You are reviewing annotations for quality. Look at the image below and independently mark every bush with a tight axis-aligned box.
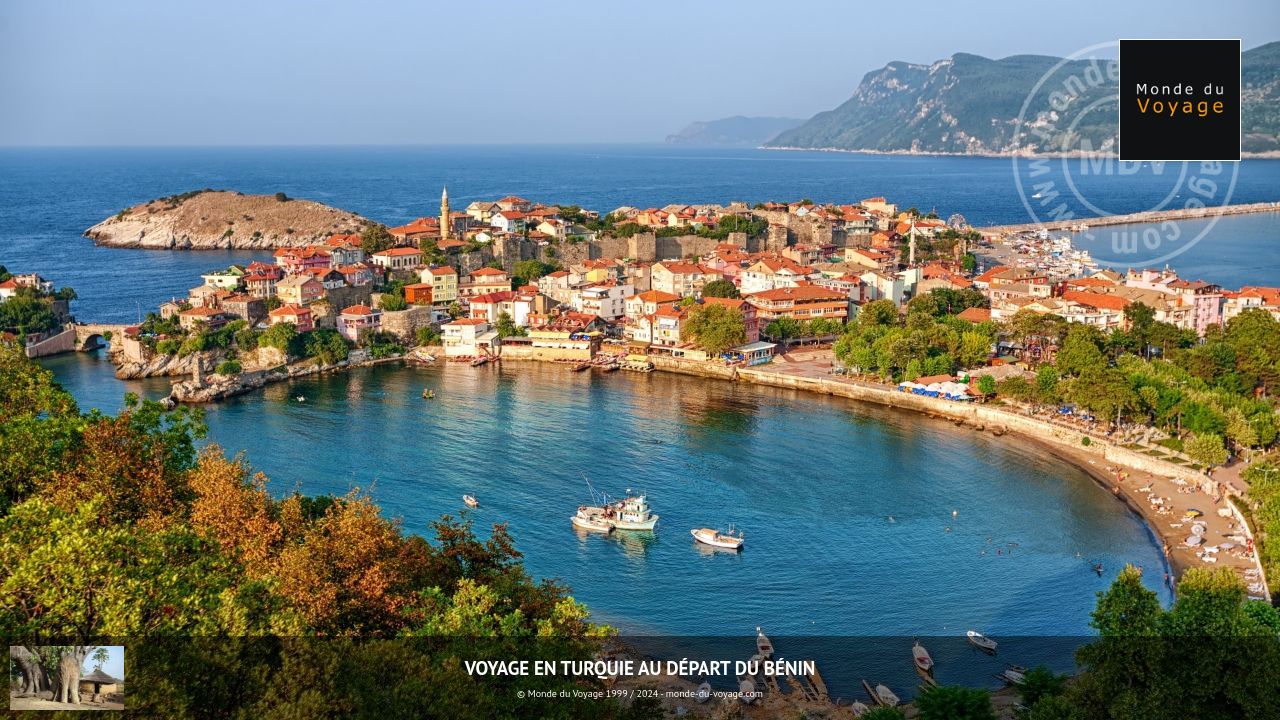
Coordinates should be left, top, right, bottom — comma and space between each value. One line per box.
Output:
156, 338, 181, 355
415, 326, 441, 346
274, 192, 289, 202
1081, 436, 1092, 446
215, 360, 242, 376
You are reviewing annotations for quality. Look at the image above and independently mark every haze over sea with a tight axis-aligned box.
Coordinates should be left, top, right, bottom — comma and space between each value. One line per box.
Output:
6, 145, 1276, 697
1, 145, 1278, 323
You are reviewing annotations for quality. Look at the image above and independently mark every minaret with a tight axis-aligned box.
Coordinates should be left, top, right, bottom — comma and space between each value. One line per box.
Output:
440, 186, 451, 241
908, 217, 917, 266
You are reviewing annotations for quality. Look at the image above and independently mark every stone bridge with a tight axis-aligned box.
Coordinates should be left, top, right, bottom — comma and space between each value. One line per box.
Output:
74, 323, 132, 351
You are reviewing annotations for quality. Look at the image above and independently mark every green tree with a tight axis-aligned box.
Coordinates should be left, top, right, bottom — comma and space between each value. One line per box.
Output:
859, 299, 899, 327
214, 360, 242, 376
700, 279, 740, 299
379, 293, 407, 312
915, 685, 996, 720
512, 259, 555, 286
1018, 666, 1067, 708
359, 223, 395, 255
861, 707, 907, 720
682, 304, 746, 355
259, 323, 298, 354
1185, 432, 1228, 469
764, 317, 802, 344
494, 312, 526, 339
976, 374, 996, 396
302, 329, 349, 365
416, 326, 441, 346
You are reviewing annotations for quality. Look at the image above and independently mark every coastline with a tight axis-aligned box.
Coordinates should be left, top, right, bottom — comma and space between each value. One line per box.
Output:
759, 145, 1280, 160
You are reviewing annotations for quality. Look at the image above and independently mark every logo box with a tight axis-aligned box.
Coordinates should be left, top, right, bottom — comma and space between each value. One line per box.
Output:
1119, 39, 1241, 161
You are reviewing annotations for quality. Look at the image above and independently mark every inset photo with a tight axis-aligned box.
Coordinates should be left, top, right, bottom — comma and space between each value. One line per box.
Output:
9, 646, 124, 712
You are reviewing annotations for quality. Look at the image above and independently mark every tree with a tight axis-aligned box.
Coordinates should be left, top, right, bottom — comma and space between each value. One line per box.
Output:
915, 685, 996, 720
701, 279, 740, 299
416, 326, 441, 346
764, 317, 802, 344
976, 374, 996, 397
259, 322, 297, 354
494, 312, 526, 339
274, 192, 290, 202
1185, 432, 1228, 469
302, 329, 349, 365
861, 707, 906, 720
859, 299, 899, 327
512, 259, 555, 286
379, 293, 407, 311
1018, 666, 1067, 708
682, 304, 746, 355
215, 360, 242, 376
359, 223, 395, 255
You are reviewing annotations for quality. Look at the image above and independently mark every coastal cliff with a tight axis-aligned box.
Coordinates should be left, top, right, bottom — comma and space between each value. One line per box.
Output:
84, 189, 368, 250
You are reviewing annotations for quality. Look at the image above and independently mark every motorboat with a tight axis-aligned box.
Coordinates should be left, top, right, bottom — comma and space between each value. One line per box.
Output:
756, 627, 773, 658
999, 667, 1027, 684
691, 526, 744, 550
295, 395, 306, 402
738, 677, 756, 704
470, 356, 489, 367
695, 682, 711, 704
850, 700, 871, 716
463, 494, 479, 508
875, 684, 900, 706
573, 362, 591, 372
967, 630, 998, 653
571, 506, 614, 534
422, 389, 435, 399
912, 641, 934, 673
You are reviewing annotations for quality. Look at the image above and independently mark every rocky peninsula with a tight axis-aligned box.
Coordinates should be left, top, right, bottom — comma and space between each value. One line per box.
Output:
84, 189, 367, 250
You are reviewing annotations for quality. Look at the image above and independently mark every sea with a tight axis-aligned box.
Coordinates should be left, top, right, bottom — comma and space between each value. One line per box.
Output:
4, 145, 1277, 698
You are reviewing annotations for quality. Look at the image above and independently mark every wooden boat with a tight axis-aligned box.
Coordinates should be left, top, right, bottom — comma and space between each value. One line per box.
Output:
691, 527, 744, 550
967, 630, 998, 653
571, 507, 614, 534
875, 683, 900, 706
756, 627, 773, 658
738, 677, 757, 704
603, 363, 619, 372
695, 682, 711, 704
912, 641, 934, 673
573, 362, 591, 372
850, 700, 871, 716
462, 494, 479, 508
470, 356, 489, 367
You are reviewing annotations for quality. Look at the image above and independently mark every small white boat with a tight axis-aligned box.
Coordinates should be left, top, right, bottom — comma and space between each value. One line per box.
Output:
571, 507, 614, 534
912, 641, 934, 673
295, 395, 306, 402
738, 677, 757, 704
691, 527, 744, 550
756, 626, 773, 658
999, 667, 1026, 684
850, 700, 871, 716
875, 683, 899, 706
967, 630, 997, 653
463, 494, 479, 508
695, 682, 711, 704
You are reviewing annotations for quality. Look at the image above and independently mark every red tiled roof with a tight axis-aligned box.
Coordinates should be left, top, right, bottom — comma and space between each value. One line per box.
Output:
1062, 290, 1131, 311
634, 289, 681, 303
340, 304, 375, 316
956, 307, 991, 323
373, 247, 422, 257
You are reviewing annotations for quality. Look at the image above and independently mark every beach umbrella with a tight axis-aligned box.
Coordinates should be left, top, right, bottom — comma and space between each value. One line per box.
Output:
1219, 542, 1236, 550
1185, 509, 1203, 518
1184, 535, 1204, 546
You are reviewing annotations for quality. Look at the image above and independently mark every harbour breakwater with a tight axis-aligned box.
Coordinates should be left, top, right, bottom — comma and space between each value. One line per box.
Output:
980, 200, 1280, 234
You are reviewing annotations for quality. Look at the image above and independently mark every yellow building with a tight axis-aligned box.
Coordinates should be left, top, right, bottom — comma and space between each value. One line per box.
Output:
420, 265, 458, 305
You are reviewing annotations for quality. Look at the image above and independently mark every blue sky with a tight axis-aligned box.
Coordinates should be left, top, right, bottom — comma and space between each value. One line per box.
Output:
0, 0, 1275, 145
83, 646, 125, 681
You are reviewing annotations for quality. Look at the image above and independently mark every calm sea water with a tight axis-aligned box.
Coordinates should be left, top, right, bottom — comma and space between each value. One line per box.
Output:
41, 351, 1171, 695
1, 146, 1278, 322
8, 146, 1268, 696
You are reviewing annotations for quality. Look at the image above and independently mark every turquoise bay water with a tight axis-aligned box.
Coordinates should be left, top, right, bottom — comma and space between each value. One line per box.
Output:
43, 351, 1173, 693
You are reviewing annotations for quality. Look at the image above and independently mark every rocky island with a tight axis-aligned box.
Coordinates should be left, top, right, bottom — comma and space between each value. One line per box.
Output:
84, 189, 368, 250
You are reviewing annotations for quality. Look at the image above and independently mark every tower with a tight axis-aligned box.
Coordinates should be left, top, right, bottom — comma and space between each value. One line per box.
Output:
440, 186, 451, 241
908, 218, 917, 266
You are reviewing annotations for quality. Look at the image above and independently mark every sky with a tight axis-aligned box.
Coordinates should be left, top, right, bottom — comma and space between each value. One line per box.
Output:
82, 646, 125, 682
1, 0, 1276, 146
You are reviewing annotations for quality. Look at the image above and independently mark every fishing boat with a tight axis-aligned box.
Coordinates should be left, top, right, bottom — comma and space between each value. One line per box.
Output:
967, 630, 998, 653
691, 526, 744, 550
571, 507, 614, 534
850, 700, 871, 716
463, 494, 479, 508
756, 627, 773, 658
738, 677, 757, 704
912, 641, 934, 673
695, 682, 711, 704
573, 362, 591, 372
422, 389, 435, 399
470, 356, 489, 367
606, 493, 659, 531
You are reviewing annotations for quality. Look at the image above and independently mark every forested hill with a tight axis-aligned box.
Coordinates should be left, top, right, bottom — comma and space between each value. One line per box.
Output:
766, 42, 1280, 155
